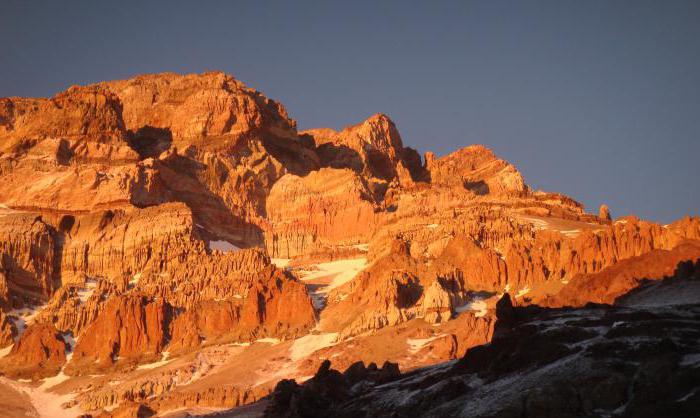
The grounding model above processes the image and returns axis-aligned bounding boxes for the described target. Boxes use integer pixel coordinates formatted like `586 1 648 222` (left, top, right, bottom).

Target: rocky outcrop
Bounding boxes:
432 234 507 293
237 267 316 338
166 267 316 353
540 241 700 307
419 280 453 324
66 294 171 374
0 213 59 303
265 168 380 258
323 244 422 339
263 289 700 418
265 359 400 418
599 203 611 221
33 278 121 337
0 85 129 155
0 322 66 379
425 145 526 195
146 385 270 415
302 113 423 184
0 311 16 347
99 72 297 146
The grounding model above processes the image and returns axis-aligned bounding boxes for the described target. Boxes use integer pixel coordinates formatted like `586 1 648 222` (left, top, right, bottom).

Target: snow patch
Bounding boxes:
455 298 488 318
561 229 581 237
136 352 172 370
676 388 699 402
0 376 81 418
407 335 444 354
352 243 370 252
39 371 71 391
0 344 13 358
271 258 291 268
76 279 97 303
129 272 142 287
515 287 530 298
299 258 367 292
289 333 338 361
209 239 241 253
255 337 281 345
298 258 367 310
62 332 76 354
680 353 700 367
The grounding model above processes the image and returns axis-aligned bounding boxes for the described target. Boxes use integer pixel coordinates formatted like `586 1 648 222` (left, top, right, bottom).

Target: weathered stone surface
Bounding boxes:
66 294 171 374
265 168 380 258
303 113 423 183
0 322 66 379
425 144 526 195
0 311 16 347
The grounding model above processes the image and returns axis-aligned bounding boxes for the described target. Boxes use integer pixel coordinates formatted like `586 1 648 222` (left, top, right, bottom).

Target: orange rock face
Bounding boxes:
265 168 380 258
0 323 66 379
0 311 16 347
425 145 526 195
303 113 423 183
1 71 699 416
66 294 171 374
539 241 700 307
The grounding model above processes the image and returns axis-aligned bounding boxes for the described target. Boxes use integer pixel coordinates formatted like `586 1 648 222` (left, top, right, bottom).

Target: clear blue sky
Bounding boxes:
2 1 698 223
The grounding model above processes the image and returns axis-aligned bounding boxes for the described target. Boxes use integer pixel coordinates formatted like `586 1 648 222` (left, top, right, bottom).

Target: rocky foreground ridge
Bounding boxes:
0 72 698 417
265 261 700 418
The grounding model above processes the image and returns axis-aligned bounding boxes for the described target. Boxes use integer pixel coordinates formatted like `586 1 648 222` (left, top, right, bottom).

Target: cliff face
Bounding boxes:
265 168 381 258
0 71 698 417
425 144 526 195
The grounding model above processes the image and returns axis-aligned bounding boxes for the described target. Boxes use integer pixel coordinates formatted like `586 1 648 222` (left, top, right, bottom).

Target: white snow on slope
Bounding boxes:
290 333 338 361
129 272 142 287
515 287 531 298
0 376 81 418
136 352 173 370
271 258 291 269
406 335 445 354
455 298 488 317
209 240 241 253
299 258 367 292
76 279 97 303
297 258 367 310
256 337 281 345
0 344 12 358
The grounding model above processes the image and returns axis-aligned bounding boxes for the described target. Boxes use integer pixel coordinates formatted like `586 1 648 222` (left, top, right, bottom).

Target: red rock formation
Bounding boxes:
238 267 316 338
0 311 16 347
0 322 66 379
66 294 171 374
303 113 423 183
0 85 128 152
265 168 380 258
99 72 297 145
433 235 508 293
425 145 526 195
540 241 700 307
0 213 59 303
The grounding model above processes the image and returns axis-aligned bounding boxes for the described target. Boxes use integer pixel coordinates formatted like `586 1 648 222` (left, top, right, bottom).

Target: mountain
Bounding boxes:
0 72 698 417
